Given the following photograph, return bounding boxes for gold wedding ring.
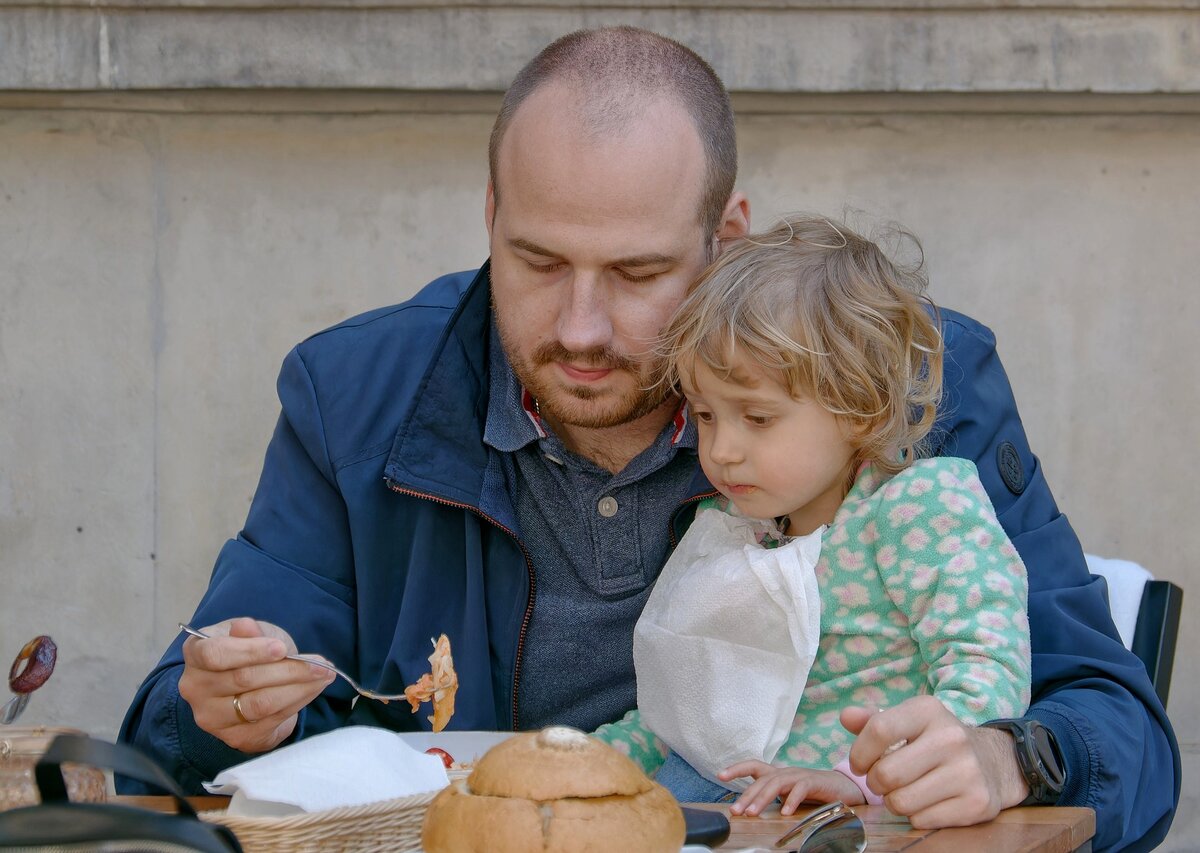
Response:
[232,694,256,725]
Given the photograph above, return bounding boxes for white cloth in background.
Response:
[204,726,449,816]
[634,507,823,790]
[1086,553,1153,650]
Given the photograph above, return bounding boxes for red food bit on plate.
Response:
[425,747,455,768]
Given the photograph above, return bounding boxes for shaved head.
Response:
[488,26,737,237]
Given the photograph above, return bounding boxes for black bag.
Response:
[0,732,241,852]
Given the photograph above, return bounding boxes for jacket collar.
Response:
[383,263,495,508]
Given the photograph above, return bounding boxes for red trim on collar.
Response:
[671,403,689,445]
[521,387,548,438]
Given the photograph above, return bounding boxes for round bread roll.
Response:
[421,726,685,852]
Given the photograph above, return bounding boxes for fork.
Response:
[1,692,29,725]
[178,623,410,703]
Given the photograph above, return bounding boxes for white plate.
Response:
[396,730,513,776]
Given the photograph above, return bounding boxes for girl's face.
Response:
[682,355,857,536]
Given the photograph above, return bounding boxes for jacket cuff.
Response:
[1025,702,1091,807]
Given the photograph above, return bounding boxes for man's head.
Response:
[489,26,737,239]
[486,27,749,439]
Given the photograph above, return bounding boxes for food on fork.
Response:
[9,635,57,694]
[403,634,458,732]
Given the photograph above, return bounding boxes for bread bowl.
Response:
[421,726,684,852]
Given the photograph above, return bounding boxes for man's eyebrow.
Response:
[508,238,559,258]
[507,238,680,268]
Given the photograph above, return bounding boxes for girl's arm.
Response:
[592,709,670,776]
[878,457,1031,723]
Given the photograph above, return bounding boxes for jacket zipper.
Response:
[385,481,536,731]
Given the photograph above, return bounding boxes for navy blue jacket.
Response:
[119,265,1178,850]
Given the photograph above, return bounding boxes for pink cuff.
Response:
[834,758,884,805]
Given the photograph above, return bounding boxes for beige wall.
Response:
[2,2,1198,848]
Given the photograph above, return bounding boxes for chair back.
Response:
[1132,580,1183,708]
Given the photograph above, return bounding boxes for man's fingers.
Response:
[226,617,267,639]
[840,705,874,736]
[846,695,944,775]
[222,679,327,730]
[184,633,287,673]
[866,733,945,796]
[886,763,998,828]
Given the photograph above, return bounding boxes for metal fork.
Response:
[178,623,409,703]
[1,692,29,725]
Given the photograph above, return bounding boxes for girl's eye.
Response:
[746,415,773,426]
[692,410,714,423]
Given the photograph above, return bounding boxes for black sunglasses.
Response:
[774,801,867,853]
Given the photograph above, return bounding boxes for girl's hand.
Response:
[718,760,866,817]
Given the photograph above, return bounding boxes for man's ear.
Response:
[484,180,497,238]
[715,191,750,246]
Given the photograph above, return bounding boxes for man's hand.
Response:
[178,617,335,753]
[842,695,1030,828]
[719,760,865,817]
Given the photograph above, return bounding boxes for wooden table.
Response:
[695,802,1095,852]
[118,796,1094,852]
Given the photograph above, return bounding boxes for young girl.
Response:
[595,214,1031,814]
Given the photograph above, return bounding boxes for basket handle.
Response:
[36,732,199,818]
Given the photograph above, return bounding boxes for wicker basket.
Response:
[199,790,437,853]
[0,725,108,811]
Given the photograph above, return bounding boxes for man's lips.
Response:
[557,362,614,383]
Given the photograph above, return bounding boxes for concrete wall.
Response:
[2,2,1197,847]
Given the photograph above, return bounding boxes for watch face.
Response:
[1030,725,1066,792]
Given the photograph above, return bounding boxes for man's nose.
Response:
[556,273,614,354]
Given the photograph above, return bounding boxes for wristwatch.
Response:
[981,718,1066,806]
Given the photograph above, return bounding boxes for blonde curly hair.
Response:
[657,214,943,477]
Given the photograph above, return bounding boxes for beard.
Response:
[502,335,672,430]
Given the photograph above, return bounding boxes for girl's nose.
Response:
[706,425,743,465]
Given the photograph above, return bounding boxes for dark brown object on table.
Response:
[8,636,57,694]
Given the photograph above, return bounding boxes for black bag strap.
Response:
[36,733,198,818]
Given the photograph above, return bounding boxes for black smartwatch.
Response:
[981,718,1066,805]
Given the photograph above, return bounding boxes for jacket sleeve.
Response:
[118,347,358,794]
[932,311,1179,851]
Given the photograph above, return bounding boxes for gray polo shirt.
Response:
[483,329,699,731]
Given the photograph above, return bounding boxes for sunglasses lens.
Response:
[798,813,867,853]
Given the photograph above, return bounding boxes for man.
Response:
[119,26,1178,850]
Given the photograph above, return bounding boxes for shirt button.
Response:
[597,496,619,517]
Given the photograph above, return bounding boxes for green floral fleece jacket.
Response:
[595,456,1032,776]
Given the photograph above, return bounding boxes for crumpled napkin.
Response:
[635,506,823,790]
[203,725,449,816]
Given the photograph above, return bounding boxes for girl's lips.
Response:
[559,363,614,383]
[723,483,757,495]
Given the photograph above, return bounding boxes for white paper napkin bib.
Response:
[203,725,449,816]
[634,506,823,790]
